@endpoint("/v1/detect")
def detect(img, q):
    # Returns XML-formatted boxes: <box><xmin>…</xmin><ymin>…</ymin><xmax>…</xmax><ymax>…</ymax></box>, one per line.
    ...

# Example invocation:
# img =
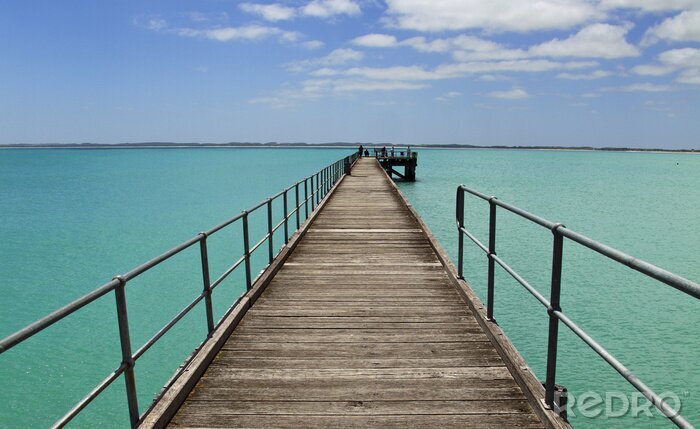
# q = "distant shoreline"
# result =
<box><xmin>1</xmin><ymin>142</ymin><xmax>697</xmax><ymax>154</ymax></box>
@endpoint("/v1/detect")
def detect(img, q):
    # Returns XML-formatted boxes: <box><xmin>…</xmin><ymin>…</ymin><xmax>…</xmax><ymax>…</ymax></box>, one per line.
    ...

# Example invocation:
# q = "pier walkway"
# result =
<box><xmin>151</xmin><ymin>158</ymin><xmax>559</xmax><ymax>428</ymax></box>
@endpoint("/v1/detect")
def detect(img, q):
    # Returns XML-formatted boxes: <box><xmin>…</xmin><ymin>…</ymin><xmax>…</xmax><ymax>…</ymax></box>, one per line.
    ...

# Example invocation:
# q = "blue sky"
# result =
<box><xmin>1</xmin><ymin>0</ymin><xmax>699</xmax><ymax>148</ymax></box>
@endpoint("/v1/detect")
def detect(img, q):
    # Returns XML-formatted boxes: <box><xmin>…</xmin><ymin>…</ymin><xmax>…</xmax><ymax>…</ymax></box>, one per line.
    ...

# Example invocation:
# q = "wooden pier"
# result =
<box><xmin>144</xmin><ymin>158</ymin><xmax>568</xmax><ymax>428</ymax></box>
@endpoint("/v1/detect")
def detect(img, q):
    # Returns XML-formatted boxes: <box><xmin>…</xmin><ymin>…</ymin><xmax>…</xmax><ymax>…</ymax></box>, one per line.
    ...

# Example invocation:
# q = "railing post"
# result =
<box><xmin>315</xmin><ymin>172</ymin><xmax>320</xmax><ymax>206</ymax></box>
<box><xmin>295</xmin><ymin>182</ymin><xmax>300</xmax><ymax>230</ymax></box>
<box><xmin>113</xmin><ymin>276</ymin><xmax>140</xmax><ymax>428</ymax></box>
<box><xmin>242</xmin><ymin>211</ymin><xmax>252</xmax><ymax>291</ymax></box>
<box><xmin>323</xmin><ymin>168</ymin><xmax>327</xmax><ymax>195</ymax></box>
<box><xmin>344</xmin><ymin>156</ymin><xmax>351</xmax><ymax>175</ymax></box>
<box><xmin>304</xmin><ymin>179</ymin><xmax>309</xmax><ymax>219</ymax></box>
<box><xmin>545</xmin><ymin>224</ymin><xmax>565</xmax><ymax>408</ymax></box>
<box><xmin>310</xmin><ymin>175</ymin><xmax>315</xmax><ymax>210</ymax></box>
<box><xmin>283</xmin><ymin>189</ymin><xmax>289</xmax><ymax>245</ymax></box>
<box><xmin>487</xmin><ymin>197</ymin><xmax>497</xmax><ymax>321</ymax></box>
<box><xmin>266</xmin><ymin>198</ymin><xmax>273</xmax><ymax>264</ymax></box>
<box><xmin>198</xmin><ymin>234</ymin><xmax>215</xmax><ymax>334</ymax></box>
<box><xmin>456</xmin><ymin>187</ymin><xmax>465</xmax><ymax>279</ymax></box>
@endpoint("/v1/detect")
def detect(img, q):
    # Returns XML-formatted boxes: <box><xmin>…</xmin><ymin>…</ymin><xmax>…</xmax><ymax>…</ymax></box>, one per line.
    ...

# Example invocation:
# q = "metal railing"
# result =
<box><xmin>456</xmin><ymin>185</ymin><xmax>699</xmax><ymax>428</ymax></box>
<box><xmin>367</xmin><ymin>146</ymin><xmax>414</xmax><ymax>159</ymax></box>
<box><xmin>0</xmin><ymin>152</ymin><xmax>358</xmax><ymax>428</ymax></box>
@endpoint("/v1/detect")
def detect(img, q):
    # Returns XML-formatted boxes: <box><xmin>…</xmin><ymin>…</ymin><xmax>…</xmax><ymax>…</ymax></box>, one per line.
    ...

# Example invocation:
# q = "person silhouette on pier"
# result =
<box><xmin>358</xmin><ymin>144</ymin><xmax>364</xmax><ymax>156</ymax></box>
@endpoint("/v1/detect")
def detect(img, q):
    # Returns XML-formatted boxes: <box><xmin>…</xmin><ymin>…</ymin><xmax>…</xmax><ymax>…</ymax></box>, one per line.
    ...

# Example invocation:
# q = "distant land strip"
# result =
<box><xmin>1</xmin><ymin>142</ymin><xmax>697</xmax><ymax>153</ymax></box>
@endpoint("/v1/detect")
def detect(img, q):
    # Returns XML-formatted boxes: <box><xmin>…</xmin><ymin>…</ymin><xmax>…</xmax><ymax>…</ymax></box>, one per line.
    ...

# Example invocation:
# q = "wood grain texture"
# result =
<box><xmin>167</xmin><ymin>158</ymin><xmax>545</xmax><ymax>428</ymax></box>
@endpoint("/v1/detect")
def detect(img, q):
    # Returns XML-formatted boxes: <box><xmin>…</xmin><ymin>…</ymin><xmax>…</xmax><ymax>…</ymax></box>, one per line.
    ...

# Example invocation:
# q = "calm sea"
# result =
<box><xmin>1</xmin><ymin>148</ymin><xmax>698</xmax><ymax>428</ymax></box>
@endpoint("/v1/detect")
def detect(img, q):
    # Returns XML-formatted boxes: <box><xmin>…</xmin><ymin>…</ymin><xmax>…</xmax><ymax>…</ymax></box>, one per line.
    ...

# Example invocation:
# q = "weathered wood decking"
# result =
<box><xmin>157</xmin><ymin>158</ymin><xmax>559</xmax><ymax>428</ymax></box>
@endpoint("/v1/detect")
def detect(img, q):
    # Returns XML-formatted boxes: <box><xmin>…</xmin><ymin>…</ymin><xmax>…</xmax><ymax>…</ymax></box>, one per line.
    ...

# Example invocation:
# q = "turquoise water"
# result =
<box><xmin>1</xmin><ymin>148</ymin><xmax>698</xmax><ymax>428</ymax></box>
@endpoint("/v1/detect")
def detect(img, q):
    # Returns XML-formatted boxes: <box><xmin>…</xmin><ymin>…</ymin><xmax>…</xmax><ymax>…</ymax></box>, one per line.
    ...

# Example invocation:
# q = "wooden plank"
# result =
<box><xmin>174</xmin><ymin>399</ymin><xmax>534</xmax><ymax>415</ymax></box>
<box><xmin>170</xmin><ymin>414</ymin><xmax>544</xmax><ymax>428</ymax></box>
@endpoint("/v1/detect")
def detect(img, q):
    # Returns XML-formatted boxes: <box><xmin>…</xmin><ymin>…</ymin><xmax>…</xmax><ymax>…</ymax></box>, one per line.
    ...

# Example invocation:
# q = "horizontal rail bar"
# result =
<box><xmin>559</xmin><ymin>228</ymin><xmax>700</xmax><ymax>300</ymax></box>
<box><xmin>0</xmin><ymin>279</ymin><xmax>119</xmax><ymax>353</ymax></box>
<box><xmin>133</xmin><ymin>293</ymin><xmax>206</xmax><ymax>360</ymax></box>
<box><xmin>459</xmin><ymin>185</ymin><xmax>555</xmax><ymax>230</ymax></box>
<box><xmin>52</xmin><ymin>363</ymin><xmax>127</xmax><ymax>428</ymax></box>
<box><xmin>458</xmin><ymin>226</ymin><xmax>488</xmax><ymax>254</ymax></box>
<box><xmin>250</xmin><ymin>234</ymin><xmax>269</xmax><ymax>255</ymax></box>
<box><xmin>210</xmin><ymin>255</ymin><xmax>245</xmax><ymax>291</ymax></box>
<box><xmin>272</xmin><ymin>219</ymin><xmax>285</xmax><ymax>234</ymax></box>
<box><xmin>554</xmin><ymin>310</ymin><xmax>692</xmax><ymax>428</ymax></box>
<box><xmin>204</xmin><ymin>212</ymin><xmax>244</xmax><ymax>236</ymax></box>
<box><xmin>122</xmin><ymin>235</ymin><xmax>202</xmax><ymax>282</ymax></box>
<box><xmin>491</xmin><ymin>254</ymin><xmax>550</xmax><ymax>308</ymax></box>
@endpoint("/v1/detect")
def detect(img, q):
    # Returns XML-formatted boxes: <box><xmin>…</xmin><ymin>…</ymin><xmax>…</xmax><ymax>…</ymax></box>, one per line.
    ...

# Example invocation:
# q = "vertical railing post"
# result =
<box><xmin>295</xmin><ymin>182</ymin><xmax>300</xmax><ymax>230</ymax></box>
<box><xmin>310</xmin><ymin>175</ymin><xmax>315</xmax><ymax>211</ymax></box>
<box><xmin>316</xmin><ymin>172</ymin><xmax>320</xmax><ymax>205</ymax></box>
<box><xmin>486</xmin><ymin>197</ymin><xmax>497</xmax><ymax>321</ymax></box>
<box><xmin>113</xmin><ymin>276</ymin><xmax>139</xmax><ymax>428</ymax></box>
<box><xmin>456</xmin><ymin>187</ymin><xmax>465</xmax><ymax>279</ymax></box>
<box><xmin>545</xmin><ymin>224</ymin><xmax>565</xmax><ymax>408</ymax></box>
<box><xmin>266</xmin><ymin>198</ymin><xmax>274</xmax><ymax>264</ymax></box>
<box><xmin>344</xmin><ymin>156</ymin><xmax>351</xmax><ymax>175</ymax></box>
<box><xmin>242</xmin><ymin>211</ymin><xmax>252</xmax><ymax>291</ymax></box>
<box><xmin>198</xmin><ymin>234</ymin><xmax>215</xmax><ymax>334</ymax></box>
<box><xmin>283</xmin><ymin>189</ymin><xmax>289</xmax><ymax>245</ymax></box>
<box><xmin>304</xmin><ymin>179</ymin><xmax>309</xmax><ymax>219</ymax></box>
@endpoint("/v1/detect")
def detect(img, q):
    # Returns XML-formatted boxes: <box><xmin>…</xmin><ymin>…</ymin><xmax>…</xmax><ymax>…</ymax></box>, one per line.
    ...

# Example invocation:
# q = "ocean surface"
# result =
<box><xmin>0</xmin><ymin>147</ymin><xmax>698</xmax><ymax>428</ymax></box>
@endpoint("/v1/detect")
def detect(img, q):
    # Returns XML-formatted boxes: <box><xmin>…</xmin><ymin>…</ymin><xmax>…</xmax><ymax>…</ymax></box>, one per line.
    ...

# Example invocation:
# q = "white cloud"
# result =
<box><xmin>435</xmin><ymin>91</ymin><xmax>462</xmax><ymax>101</ymax></box>
<box><xmin>487</xmin><ymin>88</ymin><xmax>530</xmax><ymax>99</ymax></box>
<box><xmin>289</xmin><ymin>48</ymin><xmax>364</xmax><ymax>71</ymax></box>
<box><xmin>677</xmin><ymin>68</ymin><xmax>700</xmax><ymax>84</ymax></box>
<box><xmin>312</xmin><ymin>59</ymin><xmax>596</xmax><ymax>83</ymax></box>
<box><xmin>352</xmin><ymin>33</ymin><xmax>398</xmax><ymax>48</ymax></box>
<box><xmin>658</xmin><ymin>48</ymin><xmax>700</xmax><ymax>68</ymax></box>
<box><xmin>557</xmin><ymin>70</ymin><xmax>612</xmax><ymax>79</ymax></box>
<box><xmin>604</xmin><ymin>83</ymin><xmax>674</xmax><ymax>92</ymax></box>
<box><xmin>370</xmin><ymin>30</ymin><xmax>636</xmax><ymax>62</ymax></box>
<box><xmin>250</xmin><ymin>77</ymin><xmax>425</xmax><ymax>108</ymax></box>
<box><xmin>435</xmin><ymin>59</ymin><xmax>597</xmax><ymax>76</ymax></box>
<box><xmin>302</xmin><ymin>40</ymin><xmax>325</xmax><ymax>50</ymax></box>
<box><xmin>407</xmin><ymin>35</ymin><xmax>528</xmax><ymax>61</ymax></box>
<box><xmin>318</xmin><ymin>48</ymin><xmax>364</xmax><ymax>65</ymax></box>
<box><xmin>529</xmin><ymin>23</ymin><xmax>640</xmax><ymax>59</ymax></box>
<box><xmin>599</xmin><ymin>0</ymin><xmax>699</xmax><ymax>12</ymax></box>
<box><xmin>477</xmin><ymin>74</ymin><xmax>511</xmax><ymax>81</ymax></box>
<box><xmin>338</xmin><ymin>66</ymin><xmax>443</xmax><ymax>81</ymax></box>
<box><xmin>333</xmin><ymin>80</ymin><xmax>427</xmax><ymax>92</ymax></box>
<box><xmin>176</xmin><ymin>25</ymin><xmax>299</xmax><ymax>42</ymax></box>
<box><xmin>643</xmin><ymin>10</ymin><xmax>700</xmax><ymax>45</ymax></box>
<box><xmin>240</xmin><ymin>3</ymin><xmax>296</xmax><ymax>21</ymax></box>
<box><xmin>302</xmin><ymin>0</ymin><xmax>361</xmax><ymax>18</ymax></box>
<box><xmin>631</xmin><ymin>48</ymin><xmax>700</xmax><ymax>85</ymax></box>
<box><xmin>631</xmin><ymin>64</ymin><xmax>675</xmax><ymax>75</ymax></box>
<box><xmin>144</xmin><ymin>18</ymin><xmax>167</xmax><ymax>31</ymax></box>
<box><xmin>384</xmin><ymin>0</ymin><xmax>600</xmax><ymax>32</ymax></box>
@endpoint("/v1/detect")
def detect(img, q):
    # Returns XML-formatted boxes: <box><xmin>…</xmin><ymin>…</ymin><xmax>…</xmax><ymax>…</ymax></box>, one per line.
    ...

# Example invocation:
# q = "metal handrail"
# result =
<box><xmin>456</xmin><ymin>184</ymin><xmax>699</xmax><ymax>429</ymax></box>
<box><xmin>0</xmin><ymin>152</ymin><xmax>358</xmax><ymax>428</ymax></box>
